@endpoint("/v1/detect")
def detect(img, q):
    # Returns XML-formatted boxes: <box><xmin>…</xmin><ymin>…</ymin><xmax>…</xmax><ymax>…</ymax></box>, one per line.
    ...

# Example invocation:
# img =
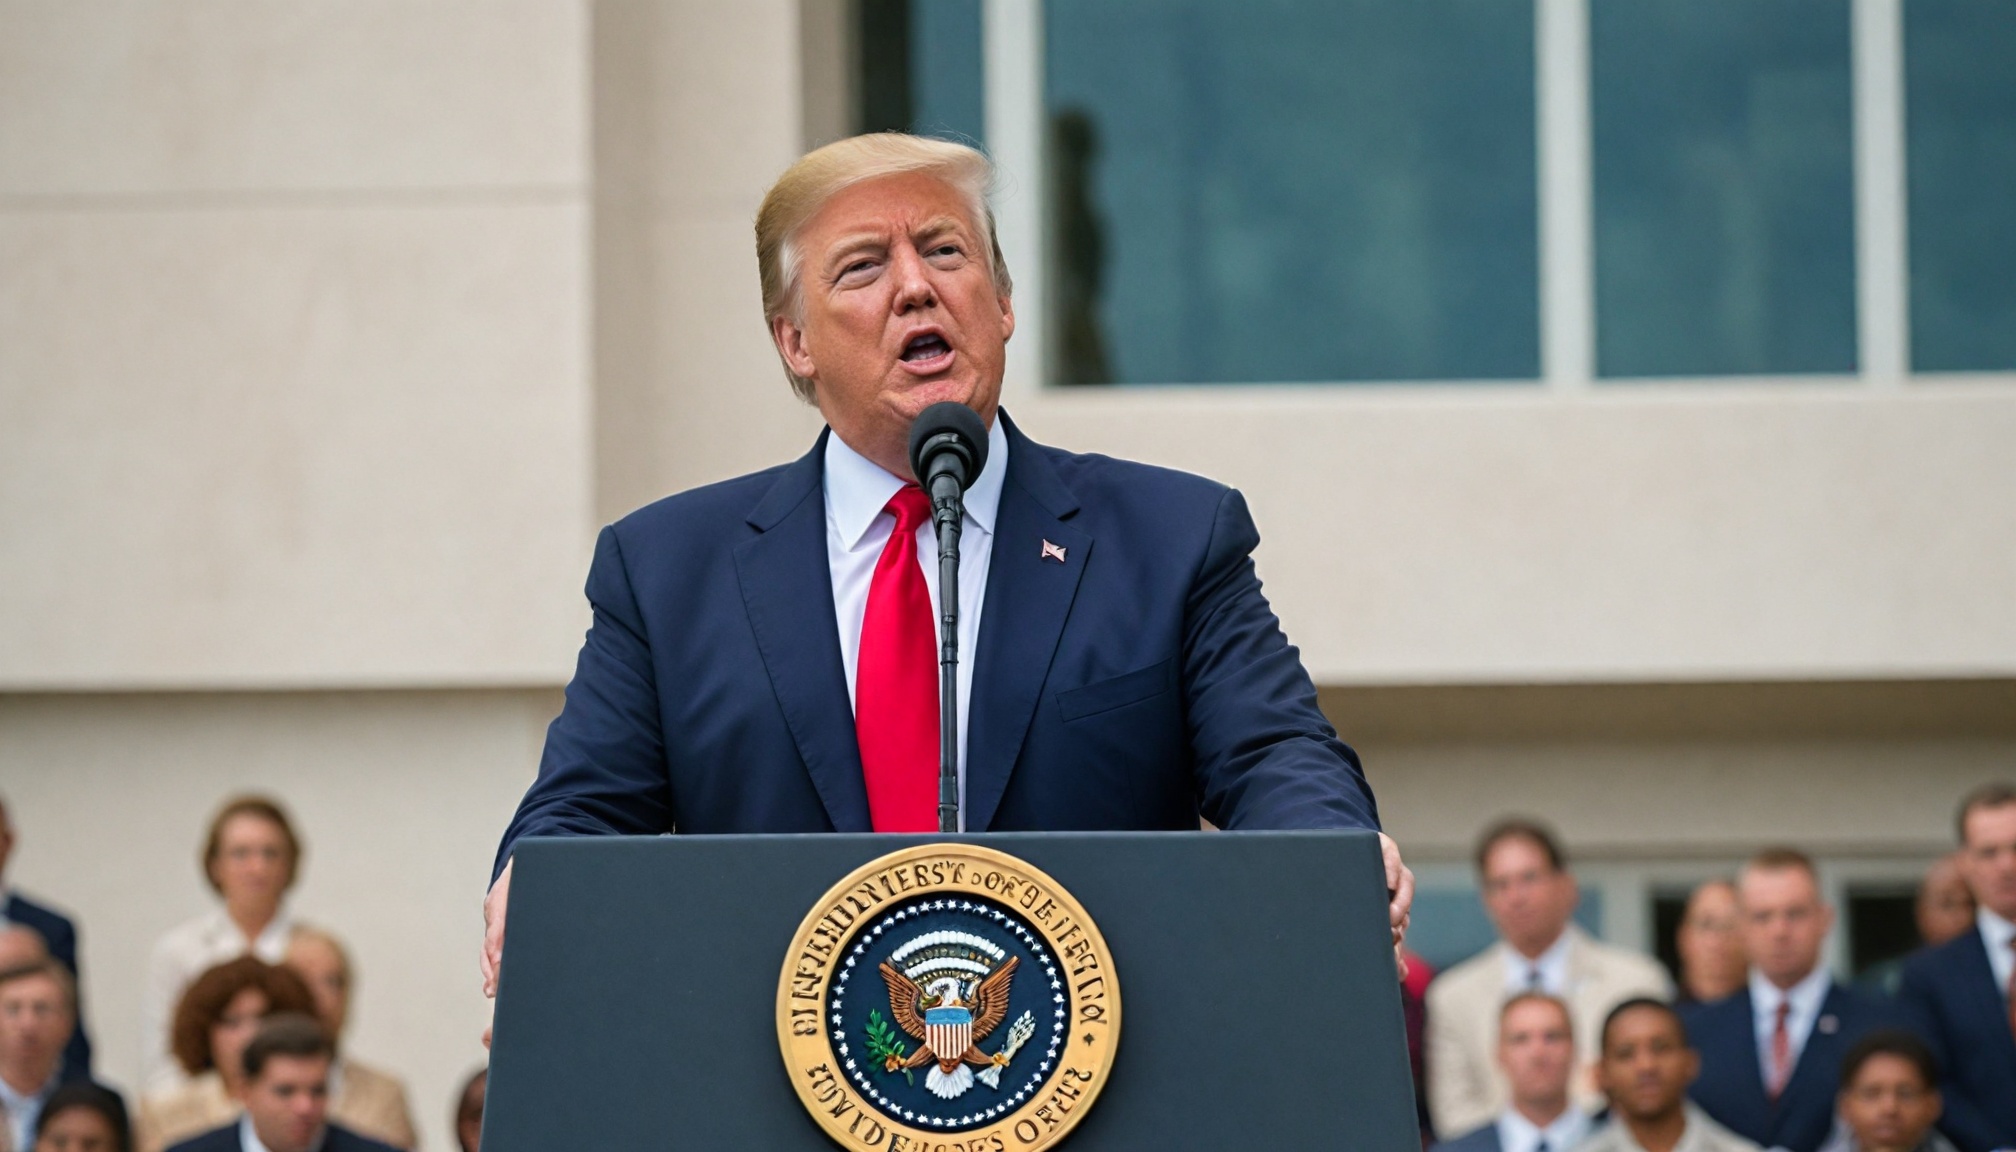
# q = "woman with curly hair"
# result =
<box><xmin>132</xmin><ymin>957</ymin><xmax>315</xmax><ymax>1152</ymax></box>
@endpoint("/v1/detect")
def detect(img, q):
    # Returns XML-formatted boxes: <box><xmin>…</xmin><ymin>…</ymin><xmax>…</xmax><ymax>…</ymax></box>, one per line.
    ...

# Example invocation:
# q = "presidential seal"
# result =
<box><xmin>778</xmin><ymin>844</ymin><xmax>1120</xmax><ymax>1151</ymax></box>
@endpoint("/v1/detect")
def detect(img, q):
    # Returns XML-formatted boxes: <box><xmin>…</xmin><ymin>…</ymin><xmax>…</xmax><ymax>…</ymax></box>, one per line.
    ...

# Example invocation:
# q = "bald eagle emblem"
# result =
<box><xmin>876</xmin><ymin>930</ymin><xmax>1035</xmax><ymax>1100</ymax></box>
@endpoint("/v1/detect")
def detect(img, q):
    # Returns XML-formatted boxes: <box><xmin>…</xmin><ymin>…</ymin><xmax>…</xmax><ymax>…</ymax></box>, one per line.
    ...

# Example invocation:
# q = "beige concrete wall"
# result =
<box><xmin>0</xmin><ymin>0</ymin><xmax>595</xmax><ymax>690</ymax></box>
<box><xmin>0</xmin><ymin>688</ymin><xmax>558</xmax><ymax>1151</ymax></box>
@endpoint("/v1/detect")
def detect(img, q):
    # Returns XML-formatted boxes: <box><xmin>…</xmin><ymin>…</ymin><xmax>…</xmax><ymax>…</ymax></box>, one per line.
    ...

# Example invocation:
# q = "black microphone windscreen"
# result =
<box><xmin>907</xmin><ymin>401</ymin><xmax>988</xmax><ymax>487</ymax></box>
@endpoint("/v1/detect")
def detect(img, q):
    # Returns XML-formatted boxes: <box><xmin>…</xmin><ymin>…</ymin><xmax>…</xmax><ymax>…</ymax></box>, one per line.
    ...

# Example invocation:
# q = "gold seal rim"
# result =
<box><xmin>776</xmin><ymin>842</ymin><xmax>1121</xmax><ymax>1151</ymax></box>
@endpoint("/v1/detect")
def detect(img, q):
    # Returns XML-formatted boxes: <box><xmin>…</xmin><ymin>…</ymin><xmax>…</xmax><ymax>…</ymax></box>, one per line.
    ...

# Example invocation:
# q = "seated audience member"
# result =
<box><xmin>1676</xmin><ymin>880</ymin><xmax>1746</xmax><ymax>1007</ymax></box>
<box><xmin>32</xmin><ymin>1082</ymin><xmax>131</xmax><ymax>1152</ymax></box>
<box><xmin>1897</xmin><ymin>783</ymin><xmax>2016</xmax><ymax>1152</ymax></box>
<box><xmin>1582</xmin><ymin>999</ymin><xmax>1759</xmax><ymax>1152</ymax></box>
<box><xmin>281</xmin><ymin>929</ymin><xmax>414</xmax><ymax>1149</ymax></box>
<box><xmin>1</xmin><ymin>798</ymin><xmax>94</xmax><ymax>1082</ymax></box>
<box><xmin>1429</xmin><ymin>819</ymin><xmax>1673</xmax><ymax>1135</ymax></box>
<box><xmin>1914</xmin><ymin>855</ymin><xmax>1974</xmax><ymax>950</ymax></box>
<box><xmin>452</xmin><ymin>1069</ymin><xmax>484</xmax><ymax>1152</ymax></box>
<box><xmin>1430</xmin><ymin>993</ymin><xmax>1591</xmax><ymax>1152</ymax></box>
<box><xmin>1684</xmin><ymin>848</ymin><xmax>1893</xmax><ymax>1152</ymax></box>
<box><xmin>161</xmin><ymin>1014</ymin><xmax>397</xmax><ymax>1152</ymax></box>
<box><xmin>1817</xmin><ymin>1031</ymin><xmax>1952</xmax><ymax>1152</ymax></box>
<box><xmin>1</xmin><ymin>960</ymin><xmax>100</xmax><ymax>1152</ymax></box>
<box><xmin>134</xmin><ymin>959</ymin><xmax>316</xmax><ymax>1152</ymax></box>
<box><xmin>143</xmin><ymin>798</ymin><xmax>304</xmax><ymax>1091</ymax></box>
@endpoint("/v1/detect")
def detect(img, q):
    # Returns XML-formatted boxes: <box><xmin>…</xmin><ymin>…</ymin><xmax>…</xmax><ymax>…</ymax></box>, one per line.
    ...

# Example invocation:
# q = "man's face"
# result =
<box><xmin>1838</xmin><ymin>1053</ymin><xmax>1941</xmax><ymax>1152</ymax></box>
<box><xmin>1597</xmin><ymin>1007</ymin><xmax>1698</xmax><ymax>1124</ymax></box>
<box><xmin>772</xmin><ymin>171</ymin><xmax>1014</xmax><ymax>476</ymax></box>
<box><xmin>1481</xmin><ymin>836</ymin><xmax>1577</xmax><ymax>957</ymax></box>
<box><xmin>1960</xmin><ymin>803</ymin><xmax>2016</xmax><ymax>921</ymax></box>
<box><xmin>1497</xmin><ymin>999</ymin><xmax>1576</xmax><ymax>1115</ymax></box>
<box><xmin>1677</xmin><ymin>881</ymin><xmax>1746</xmax><ymax>1000</ymax></box>
<box><xmin>1916</xmin><ymin>854</ymin><xmax>1975</xmax><ymax>947</ymax></box>
<box><xmin>243</xmin><ymin>1054</ymin><xmax>332</xmax><ymax>1152</ymax></box>
<box><xmin>1738</xmin><ymin>865</ymin><xmax>1832</xmax><ymax>989</ymax></box>
<box><xmin>36</xmin><ymin>1106</ymin><xmax>119</xmax><ymax>1152</ymax></box>
<box><xmin>0</xmin><ymin>973</ymin><xmax>74</xmax><ymax>1087</ymax></box>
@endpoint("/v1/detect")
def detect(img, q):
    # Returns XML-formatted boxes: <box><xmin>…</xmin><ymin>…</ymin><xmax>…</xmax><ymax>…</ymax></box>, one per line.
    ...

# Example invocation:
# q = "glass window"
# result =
<box><xmin>857</xmin><ymin>0</ymin><xmax>986</xmax><ymax>146</ymax></box>
<box><xmin>1590</xmin><ymin>0</ymin><xmax>1857</xmax><ymax>378</ymax></box>
<box><xmin>1905</xmin><ymin>1</ymin><xmax>2016</xmax><ymax>372</ymax></box>
<box><xmin>1044</xmin><ymin>0</ymin><xmax>1540</xmax><ymax>386</ymax></box>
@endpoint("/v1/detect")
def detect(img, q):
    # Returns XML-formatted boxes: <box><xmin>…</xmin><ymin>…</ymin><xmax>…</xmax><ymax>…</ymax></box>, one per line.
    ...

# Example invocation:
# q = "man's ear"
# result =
<box><xmin>998</xmin><ymin>293</ymin><xmax>1016</xmax><ymax>344</ymax></box>
<box><xmin>772</xmin><ymin>314</ymin><xmax>818</xmax><ymax>382</ymax></box>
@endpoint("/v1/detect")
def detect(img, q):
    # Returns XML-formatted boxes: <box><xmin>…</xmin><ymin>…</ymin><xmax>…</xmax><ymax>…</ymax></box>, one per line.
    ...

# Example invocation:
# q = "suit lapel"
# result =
<box><xmin>1776</xmin><ymin>984</ymin><xmax>1846</xmax><ymax>1138</ymax></box>
<box><xmin>964</xmin><ymin>414</ymin><xmax>1089</xmax><ymax>831</ymax></box>
<box><xmin>1953</xmin><ymin>929</ymin><xmax>2016</xmax><ymax>1063</ymax></box>
<box><xmin>733</xmin><ymin>430</ymin><xmax>873</xmax><ymax>833</ymax></box>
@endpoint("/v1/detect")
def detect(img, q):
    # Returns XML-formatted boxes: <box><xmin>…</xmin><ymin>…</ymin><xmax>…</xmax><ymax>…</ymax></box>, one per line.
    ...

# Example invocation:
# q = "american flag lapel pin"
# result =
<box><xmin>1040</xmin><ymin>539</ymin><xmax>1067</xmax><ymax>564</ymax></box>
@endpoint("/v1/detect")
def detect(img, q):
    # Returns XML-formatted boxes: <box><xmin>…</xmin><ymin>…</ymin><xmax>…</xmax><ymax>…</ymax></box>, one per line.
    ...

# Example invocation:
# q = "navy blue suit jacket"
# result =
<box><xmin>6</xmin><ymin>891</ymin><xmax>92</xmax><ymax>1080</ymax></box>
<box><xmin>1896</xmin><ymin>929</ymin><xmax>2016</xmax><ymax>1152</ymax></box>
<box><xmin>1430</xmin><ymin>1121</ymin><xmax>1504</xmax><ymax>1152</ymax></box>
<box><xmin>1681</xmin><ymin>981</ymin><xmax>1894</xmax><ymax>1152</ymax></box>
<box><xmin>496</xmin><ymin>414</ymin><xmax>1377</xmax><ymax>872</ymax></box>
<box><xmin>165</xmin><ymin>1121</ymin><xmax>400</xmax><ymax>1152</ymax></box>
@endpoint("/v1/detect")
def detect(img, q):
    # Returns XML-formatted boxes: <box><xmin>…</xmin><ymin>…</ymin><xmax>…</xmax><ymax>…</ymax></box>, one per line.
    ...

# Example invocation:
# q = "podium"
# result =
<box><xmin>485</xmin><ymin>830</ymin><xmax>1417</xmax><ymax>1149</ymax></box>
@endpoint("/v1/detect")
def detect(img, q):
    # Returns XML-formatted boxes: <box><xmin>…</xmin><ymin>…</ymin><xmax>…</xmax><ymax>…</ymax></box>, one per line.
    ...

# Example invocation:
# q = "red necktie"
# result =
<box><xmin>1766</xmin><ymin>1000</ymin><xmax>1792</xmax><ymax>1101</ymax></box>
<box><xmin>855</xmin><ymin>486</ymin><xmax>938</xmax><ymax>832</ymax></box>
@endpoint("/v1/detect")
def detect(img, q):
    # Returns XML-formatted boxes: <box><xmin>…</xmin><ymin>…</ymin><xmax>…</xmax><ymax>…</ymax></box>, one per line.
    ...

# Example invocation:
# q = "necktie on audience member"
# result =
<box><xmin>1767</xmin><ymin>999</ymin><xmax>1793</xmax><ymax>1101</ymax></box>
<box><xmin>855</xmin><ymin>486</ymin><xmax>939</xmax><ymax>833</ymax></box>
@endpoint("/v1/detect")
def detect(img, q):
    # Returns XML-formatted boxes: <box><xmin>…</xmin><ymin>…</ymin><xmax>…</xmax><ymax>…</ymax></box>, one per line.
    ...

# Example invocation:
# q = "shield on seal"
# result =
<box><xmin>924</xmin><ymin>1005</ymin><xmax>974</xmax><ymax>1065</ymax></box>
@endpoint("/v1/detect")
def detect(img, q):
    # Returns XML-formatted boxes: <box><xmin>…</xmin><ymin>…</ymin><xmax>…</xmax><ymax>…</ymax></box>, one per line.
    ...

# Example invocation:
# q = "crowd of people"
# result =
<box><xmin>4</xmin><ymin>780</ymin><xmax>2013</xmax><ymax>1152</ymax></box>
<box><xmin>0</xmin><ymin>795</ymin><xmax>486</xmax><ymax>1152</ymax></box>
<box><xmin>1409</xmin><ymin>782</ymin><xmax>2016</xmax><ymax>1152</ymax></box>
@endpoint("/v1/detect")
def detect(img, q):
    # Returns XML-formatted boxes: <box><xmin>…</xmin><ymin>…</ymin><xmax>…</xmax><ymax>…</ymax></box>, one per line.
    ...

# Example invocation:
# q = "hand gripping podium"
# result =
<box><xmin>484</xmin><ymin>830</ymin><xmax>1417</xmax><ymax>1150</ymax></box>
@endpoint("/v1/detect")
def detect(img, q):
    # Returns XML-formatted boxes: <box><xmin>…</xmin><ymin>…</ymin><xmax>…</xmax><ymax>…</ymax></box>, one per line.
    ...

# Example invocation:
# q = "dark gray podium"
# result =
<box><xmin>485</xmin><ymin>830</ymin><xmax>1416</xmax><ymax>1149</ymax></box>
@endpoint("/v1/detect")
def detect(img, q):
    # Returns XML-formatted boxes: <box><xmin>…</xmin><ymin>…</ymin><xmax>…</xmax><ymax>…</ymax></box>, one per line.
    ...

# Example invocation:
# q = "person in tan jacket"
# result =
<box><xmin>282</xmin><ymin>928</ymin><xmax>415</xmax><ymax>1150</ymax></box>
<box><xmin>1427</xmin><ymin>819</ymin><xmax>1672</xmax><ymax>1138</ymax></box>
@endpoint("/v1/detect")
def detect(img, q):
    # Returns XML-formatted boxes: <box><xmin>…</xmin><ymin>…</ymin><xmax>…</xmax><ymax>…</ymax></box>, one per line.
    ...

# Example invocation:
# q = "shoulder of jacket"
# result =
<box><xmin>610</xmin><ymin>460</ymin><xmax>799</xmax><ymax>539</ymax></box>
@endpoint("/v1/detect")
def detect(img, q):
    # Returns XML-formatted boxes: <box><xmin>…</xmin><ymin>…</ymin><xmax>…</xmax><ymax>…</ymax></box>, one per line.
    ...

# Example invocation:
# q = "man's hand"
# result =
<box><xmin>481</xmin><ymin>857</ymin><xmax>513</xmax><ymax>999</ymax></box>
<box><xmin>1381</xmin><ymin>832</ymin><xmax>1414</xmax><ymax>954</ymax></box>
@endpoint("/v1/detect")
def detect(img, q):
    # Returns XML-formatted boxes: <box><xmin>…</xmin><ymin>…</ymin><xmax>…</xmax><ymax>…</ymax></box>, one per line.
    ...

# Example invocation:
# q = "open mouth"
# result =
<box><xmin>900</xmin><ymin>332</ymin><xmax>952</xmax><ymax>364</ymax></box>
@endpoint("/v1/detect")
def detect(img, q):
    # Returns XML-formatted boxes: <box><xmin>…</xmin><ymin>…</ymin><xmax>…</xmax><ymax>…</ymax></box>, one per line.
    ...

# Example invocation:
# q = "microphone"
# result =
<box><xmin>905</xmin><ymin>402</ymin><xmax>989</xmax><ymax>835</ymax></box>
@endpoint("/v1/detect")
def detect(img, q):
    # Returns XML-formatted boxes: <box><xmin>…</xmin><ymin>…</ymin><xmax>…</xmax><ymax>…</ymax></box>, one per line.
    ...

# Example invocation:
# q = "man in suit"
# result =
<box><xmin>1431</xmin><ymin>993</ymin><xmax>1592</xmax><ymax>1152</ymax></box>
<box><xmin>0</xmin><ymin>797</ymin><xmax>91</xmax><ymax>1082</ymax></box>
<box><xmin>1427</xmin><ymin>819</ymin><xmax>1672</xmax><ymax>1136</ymax></box>
<box><xmin>1683</xmin><ymin>848</ymin><xmax>1893</xmax><ymax>1152</ymax></box>
<box><xmin>480</xmin><ymin>132</ymin><xmax>1414</xmax><ymax>998</ymax></box>
<box><xmin>1897</xmin><ymin>782</ymin><xmax>2016</xmax><ymax>1152</ymax></box>
<box><xmin>165</xmin><ymin>1014</ymin><xmax>398</xmax><ymax>1152</ymax></box>
<box><xmin>0</xmin><ymin>959</ymin><xmax>102</xmax><ymax>1151</ymax></box>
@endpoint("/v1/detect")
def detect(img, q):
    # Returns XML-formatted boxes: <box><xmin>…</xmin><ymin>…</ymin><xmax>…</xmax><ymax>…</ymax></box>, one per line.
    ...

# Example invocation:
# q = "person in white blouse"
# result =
<box><xmin>1430</xmin><ymin>993</ymin><xmax>1593</xmax><ymax>1152</ymax></box>
<box><xmin>141</xmin><ymin>797</ymin><xmax>302</xmax><ymax>1091</ymax></box>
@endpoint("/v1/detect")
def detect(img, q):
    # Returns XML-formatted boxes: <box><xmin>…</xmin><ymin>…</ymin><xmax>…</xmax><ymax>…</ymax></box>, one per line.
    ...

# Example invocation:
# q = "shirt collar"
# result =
<box><xmin>239</xmin><ymin>1114</ymin><xmax>325</xmax><ymax>1152</ymax></box>
<box><xmin>204</xmin><ymin>907</ymin><xmax>295</xmax><ymax>959</ymax></box>
<box><xmin>0</xmin><ymin>1065</ymin><xmax>57</xmax><ymax>1112</ymax></box>
<box><xmin>1500</xmin><ymin>1105</ymin><xmax>1591</xmax><ymax>1152</ymax></box>
<box><xmin>1504</xmin><ymin>926</ymin><xmax>1576</xmax><ymax>992</ymax></box>
<box><xmin>1980</xmin><ymin>905</ymin><xmax>2016</xmax><ymax>952</ymax></box>
<box><xmin>1749</xmin><ymin>962</ymin><xmax>1831</xmax><ymax>1016</ymax></box>
<box><xmin>824</xmin><ymin>414</ymin><xmax>1009</xmax><ymax>551</ymax></box>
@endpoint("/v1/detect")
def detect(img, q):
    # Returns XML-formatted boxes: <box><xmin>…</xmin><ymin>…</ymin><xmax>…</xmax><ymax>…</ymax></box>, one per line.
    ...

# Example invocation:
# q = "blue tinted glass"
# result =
<box><xmin>1591</xmin><ymin>0</ymin><xmax>1857</xmax><ymax>377</ymax></box>
<box><xmin>911</xmin><ymin>0</ymin><xmax>985</xmax><ymax>147</ymax></box>
<box><xmin>1906</xmin><ymin>2</ymin><xmax>2016</xmax><ymax>371</ymax></box>
<box><xmin>1044</xmin><ymin>0</ymin><xmax>1539</xmax><ymax>385</ymax></box>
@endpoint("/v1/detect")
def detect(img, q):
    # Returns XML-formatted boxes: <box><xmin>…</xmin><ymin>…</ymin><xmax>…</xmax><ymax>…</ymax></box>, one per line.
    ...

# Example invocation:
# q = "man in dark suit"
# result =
<box><xmin>481</xmin><ymin>133</ymin><xmax>1414</xmax><ymax>997</ymax></box>
<box><xmin>1683</xmin><ymin>848</ymin><xmax>1893</xmax><ymax>1152</ymax></box>
<box><xmin>1431</xmin><ymin>993</ymin><xmax>1592</xmax><ymax>1152</ymax></box>
<box><xmin>0</xmin><ymin>795</ymin><xmax>92</xmax><ymax>1080</ymax></box>
<box><xmin>1896</xmin><ymin>783</ymin><xmax>2016</xmax><ymax>1152</ymax></box>
<box><xmin>165</xmin><ymin>1013</ymin><xmax>399</xmax><ymax>1152</ymax></box>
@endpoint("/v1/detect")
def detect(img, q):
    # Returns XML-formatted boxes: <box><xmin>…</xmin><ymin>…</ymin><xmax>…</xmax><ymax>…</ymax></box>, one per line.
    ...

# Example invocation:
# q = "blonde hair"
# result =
<box><xmin>755</xmin><ymin>133</ymin><xmax>1013</xmax><ymax>400</ymax></box>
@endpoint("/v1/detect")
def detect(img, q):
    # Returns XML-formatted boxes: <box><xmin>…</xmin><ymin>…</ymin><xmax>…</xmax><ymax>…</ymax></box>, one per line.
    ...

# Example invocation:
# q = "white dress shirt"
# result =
<box><xmin>1980</xmin><ymin>906</ymin><xmax>2016</xmax><ymax>1003</ymax></box>
<box><xmin>1497</xmin><ymin>1105</ymin><xmax>1592</xmax><ymax>1152</ymax></box>
<box><xmin>823</xmin><ymin>418</ymin><xmax>1007</xmax><ymax>831</ymax></box>
<box><xmin>1501</xmin><ymin>931</ymin><xmax>1575</xmax><ymax>996</ymax></box>
<box><xmin>1749</xmin><ymin>964</ymin><xmax>1832</xmax><ymax>1080</ymax></box>
<box><xmin>0</xmin><ymin>1069</ymin><xmax>58</xmax><ymax>1152</ymax></box>
<box><xmin>141</xmin><ymin>908</ymin><xmax>295</xmax><ymax>1089</ymax></box>
<box><xmin>238</xmin><ymin>1113</ymin><xmax>326</xmax><ymax>1152</ymax></box>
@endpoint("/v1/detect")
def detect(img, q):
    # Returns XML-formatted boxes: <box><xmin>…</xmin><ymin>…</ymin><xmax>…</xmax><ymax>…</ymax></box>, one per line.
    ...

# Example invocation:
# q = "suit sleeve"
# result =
<box><xmin>1895</xmin><ymin>956</ymin><xmax>2002</xmax><ymax>1152</ymax></box>
<box><xmin>492</xmin><ymin>525</ymin><xmax>676</xmax><ymax>882</ymax></box>
<box><xmin>1183</xmin><ymin>488</ymin><xmax>1379</xmax><ymax>831</ymax></box>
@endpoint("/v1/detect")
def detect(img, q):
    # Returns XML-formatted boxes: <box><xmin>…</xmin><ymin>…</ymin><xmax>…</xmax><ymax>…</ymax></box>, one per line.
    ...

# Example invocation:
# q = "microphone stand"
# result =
<box><xmin>928</xmin><ymin>484</ymin><xmax>964</xmax><ymax>834</ymax></box>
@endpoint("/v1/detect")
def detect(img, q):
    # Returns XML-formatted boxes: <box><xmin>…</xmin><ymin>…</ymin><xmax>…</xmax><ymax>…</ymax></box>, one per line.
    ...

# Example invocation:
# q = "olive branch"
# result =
<box><xmin>863</xmin><ymin>1009</ymin><xmax>914</xmax><ymax>1085</ymax></box>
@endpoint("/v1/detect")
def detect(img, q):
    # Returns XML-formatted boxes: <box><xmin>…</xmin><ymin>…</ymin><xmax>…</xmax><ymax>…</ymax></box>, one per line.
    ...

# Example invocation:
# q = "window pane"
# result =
<box><xmin>1045</xmin><ymin>0</ymin><xmax>1539</xmax><ymax>385</ymax></box>
<box><xmin>856</xmin><ymin>0</ymin><xmax>985</xmax><ymax>147</ymax></box>
<box><xmin>1591</xmin><ymin>0</ymin><xmax>1857</xmax><ymax>378</ymax></box>
<box><xmin>1906</xmin><ymin>1</ymin><xmax>2016</xmax><ymax>372</ymax></box>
